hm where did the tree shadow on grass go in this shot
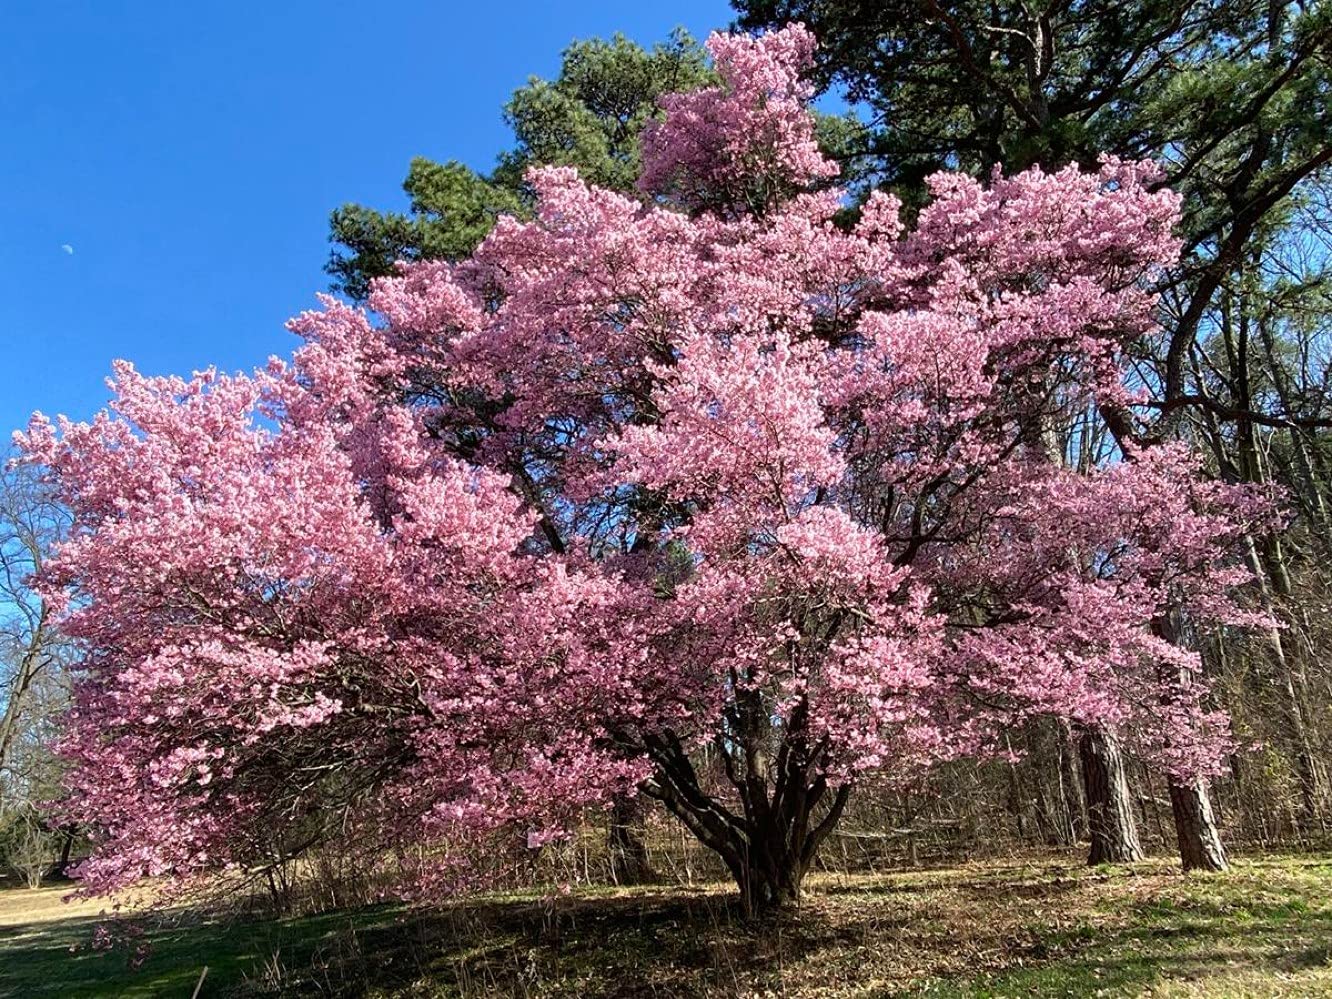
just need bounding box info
[2,861,1329,998]
[1,890,788,998]
[0,905,401,999]
[273,892,838,998]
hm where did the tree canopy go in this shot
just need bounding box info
[21,24,1269,914]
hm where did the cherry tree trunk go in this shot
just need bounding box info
[661,793,844,916]
[1078,725,1145,864]
[642,725,850,917]
[720,831,809,914]
[1168,777,1228,872]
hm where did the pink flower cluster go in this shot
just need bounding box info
[638,23,838,212]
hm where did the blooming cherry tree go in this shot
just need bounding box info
[20,24,1264,913]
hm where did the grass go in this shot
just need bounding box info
[1,851,1329,997]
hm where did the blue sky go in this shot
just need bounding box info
[0,0,735,438]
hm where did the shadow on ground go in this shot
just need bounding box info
[1,853,1329,997]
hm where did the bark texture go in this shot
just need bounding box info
[639,708,850,916]
[1079,725,1145,864]
[1168,777,1229,872]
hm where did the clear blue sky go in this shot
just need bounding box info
[0,0,735,438]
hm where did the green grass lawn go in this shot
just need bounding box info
[2,852,1329,997]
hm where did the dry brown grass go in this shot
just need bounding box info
[0,881,112,926]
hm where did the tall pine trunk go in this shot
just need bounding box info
[1168,778,1228,871]
[1153,612,1229,872]
[1078,725,1145,864]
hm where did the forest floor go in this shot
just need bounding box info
[1,850,1329,997]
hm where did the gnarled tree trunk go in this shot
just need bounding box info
[639,706,850,916]
[729,837,807,912]
[1078,725,1145,864]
